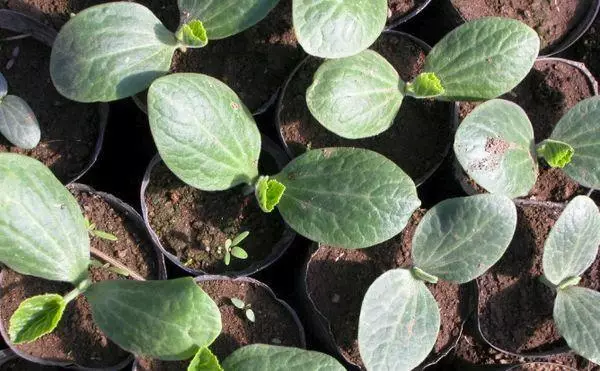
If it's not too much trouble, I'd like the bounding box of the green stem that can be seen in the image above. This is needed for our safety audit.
[63,278,92,303]
[410,266,439,284]
[558,276,581,290]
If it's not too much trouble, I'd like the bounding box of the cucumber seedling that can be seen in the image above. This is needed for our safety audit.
[230,297,255,323]
[222,231,250,266]
[0,71,39,149]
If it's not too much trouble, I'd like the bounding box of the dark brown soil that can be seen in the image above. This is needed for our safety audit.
[0,188,159,368]
[477,202,600,355]
[144,152,285,274]
[306,210,465,369]
[388,0,427,23]
[457,60,594,202]
[450,0,593,53]
[0,29,99,183]
[278,33,454,184]
[570,13,600,82]
[135,278,304,371]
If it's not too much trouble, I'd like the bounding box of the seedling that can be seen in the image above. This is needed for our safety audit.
[454,97,600,198]
[0,71,40,149]
[305,17,540,139]
[358,194,517,371]
[147,73,421,249]
[230,297,255,323]
[50,1,279,102]
[222,231,250,266]
[0,153,222,362]
[83,217,118,241]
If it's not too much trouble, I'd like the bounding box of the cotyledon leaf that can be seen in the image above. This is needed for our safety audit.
[0,154,89,283]
[543,196,600,286]
[550,96,600,189]
[148,73,261,191]
[221,344,345,371]
[412,194,517,283]
[358,268,440,371]
[178,0,279,39]
[0,72,7,97]
[554,287,600,364]
[85,277,221,360]
[306,50,404,139]
[454,99,538,198]
[425,17,540,101]
[50,2,179,102]
[293,0,388,58]
[0,95,40,149]
[274,148,421,249]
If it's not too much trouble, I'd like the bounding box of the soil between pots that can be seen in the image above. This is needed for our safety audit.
[134,277,305,371]
[388,0,428,26]
[456,59,597,202]
[305,210,465,369]
[0,187,160,369]
[569,14,600,82]
[277,32,455,185]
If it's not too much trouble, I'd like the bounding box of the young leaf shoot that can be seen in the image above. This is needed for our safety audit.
[229,297,255,323]
[187,347,223,371]
[255,176,286,212]
[536,139,575,168]
[222,232,250,266]
[0,72,40,149]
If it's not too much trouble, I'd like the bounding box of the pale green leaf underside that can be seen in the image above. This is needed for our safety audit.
[148,73,260,191]
[543,196,600,286]
[222,344,345,371]
[9,294,66,344]
[359,269,440,371]
[555,287,600,364]
[85,277,221,360]
[0,95,40,149]
[454,99,537,198]
[426,17,540,101]
[293,0,387,58]
[412,194,517,283]
[188,347,223,371]
[178,0,279,39]
[550,96,600,189]
[0,154,89,283]
[50,2,178,102]
[0,72,6,98]
[306,50,403,139]
[274,148,421,249]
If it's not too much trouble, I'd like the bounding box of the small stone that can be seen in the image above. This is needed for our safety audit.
[331,294,340,303]
[11,46,19,58]
[117,250,127,258]
[5,59,14,70]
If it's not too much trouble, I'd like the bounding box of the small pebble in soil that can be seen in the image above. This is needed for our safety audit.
[331,294,340,303]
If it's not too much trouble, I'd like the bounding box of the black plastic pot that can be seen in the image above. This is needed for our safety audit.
[140,135,296,277]
[0,184,166,370]
[0,9,107,185]
[386,0,433,29]
[275,30,459,187]
[439,0,600,57]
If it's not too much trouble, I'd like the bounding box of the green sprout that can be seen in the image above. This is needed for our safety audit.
[222,231,249,266]
[84,217,118,241]
[230,297,255,323]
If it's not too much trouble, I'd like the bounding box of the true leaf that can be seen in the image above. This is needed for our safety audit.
[9,294,66,344]
[175,20,208,48]
[554,287,600,364]
[293,0,387,58]
[274,148,421,249]
[255,176,286,212]
[179,0,279,40]
[405,72,445,98]
[85,277,221,360]
[0,72,7,98]
[231,246,248,259]
[549,96,600,189]
[306,50,404,139]
[358,268,440,371]
[543,196,600,286]
[221,344,346,371]
[412,194,517,283]
[454,99,537,198]
[0,154,89,283]
[0,95,41,149]
[425,17,539,101]
[536,139,574,168]
[50,2,179,102]
[188,347,223,371]
[148,73,261,191]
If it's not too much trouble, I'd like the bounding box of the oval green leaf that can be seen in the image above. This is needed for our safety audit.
[550,96,600,189]
[554,287,600,364]
[454,99,537,198]
[0,154,89,283]
[188,347,223,371]
[425,17,540,101]
[306,50,404,139]
[543,196,600,286]
[412,194,517,283]
[293,0,387,58]
[358,268,440,371]
[0,95,40,149]
[179,0,279,40]
[50,2,179,102]
[9,294,66,344]
[274,148,421,249]
[222,344,345,371]
[85,277,221,360]
[148,73,261,191]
